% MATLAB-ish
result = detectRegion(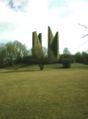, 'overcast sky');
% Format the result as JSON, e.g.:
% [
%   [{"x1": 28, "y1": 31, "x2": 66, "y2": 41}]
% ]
[{"x1": 0, "y1": 0, "x2": 88, "y2": 54}]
